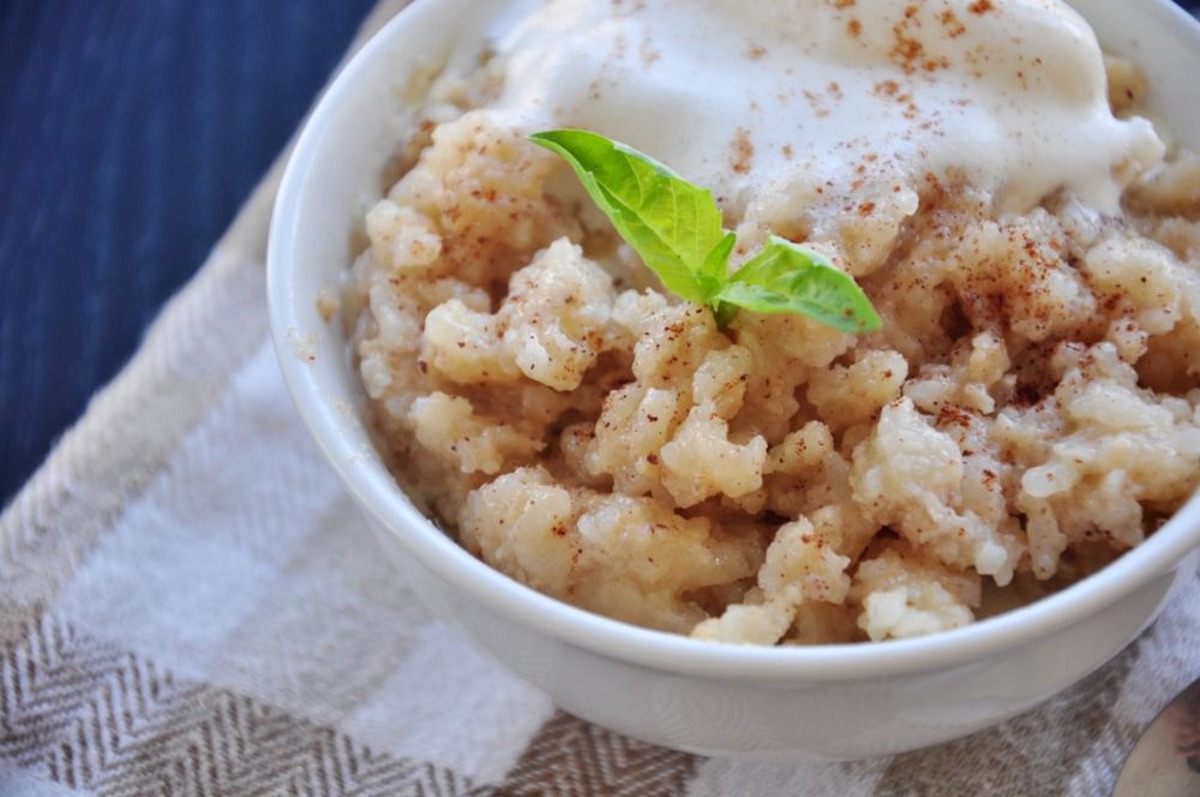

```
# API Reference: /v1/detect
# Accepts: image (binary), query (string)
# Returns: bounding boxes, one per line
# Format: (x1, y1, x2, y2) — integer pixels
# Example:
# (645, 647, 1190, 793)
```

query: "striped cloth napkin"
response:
(3, 3, 1199, 795)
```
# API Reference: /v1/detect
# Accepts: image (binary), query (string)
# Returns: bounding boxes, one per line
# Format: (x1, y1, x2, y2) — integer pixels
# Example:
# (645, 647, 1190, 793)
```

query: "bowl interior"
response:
(267, 0, 1200, 680)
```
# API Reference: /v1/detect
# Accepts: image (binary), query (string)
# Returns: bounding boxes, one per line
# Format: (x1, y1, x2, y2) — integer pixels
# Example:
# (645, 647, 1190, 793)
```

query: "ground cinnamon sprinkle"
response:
(730, 127, 754, 174)
(939, 10, 967, 37)
(969, 0, 996, 14)
(804, 89, 832, 118)
(891, 19, 926, 74)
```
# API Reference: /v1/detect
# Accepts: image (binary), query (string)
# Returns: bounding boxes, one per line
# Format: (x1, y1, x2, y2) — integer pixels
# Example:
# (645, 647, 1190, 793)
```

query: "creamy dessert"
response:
(348, 0, 1200, 644)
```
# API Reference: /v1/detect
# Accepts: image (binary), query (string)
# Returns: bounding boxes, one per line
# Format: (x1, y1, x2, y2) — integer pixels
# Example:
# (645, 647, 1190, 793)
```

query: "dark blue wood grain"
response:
(0, 0, 376, 504)
(1, 1, 1199, 506)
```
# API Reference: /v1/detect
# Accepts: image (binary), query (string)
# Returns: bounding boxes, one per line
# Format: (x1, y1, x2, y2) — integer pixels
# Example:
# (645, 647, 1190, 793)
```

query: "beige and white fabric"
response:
(2, 3, 1199, 795)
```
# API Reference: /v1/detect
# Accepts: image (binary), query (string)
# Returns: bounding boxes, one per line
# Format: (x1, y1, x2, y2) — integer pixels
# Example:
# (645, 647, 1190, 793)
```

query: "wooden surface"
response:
(0, 0, 375, 503)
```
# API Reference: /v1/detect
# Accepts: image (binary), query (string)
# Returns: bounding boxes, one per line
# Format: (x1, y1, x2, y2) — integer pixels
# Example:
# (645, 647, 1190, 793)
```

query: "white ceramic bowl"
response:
(268, 0, 1200, 761)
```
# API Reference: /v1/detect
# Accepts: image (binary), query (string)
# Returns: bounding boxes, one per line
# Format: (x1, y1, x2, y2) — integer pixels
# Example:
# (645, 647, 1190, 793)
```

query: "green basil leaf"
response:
(701, 231, 737, 286)
(531, 129, 882, 334)
(529, 129, 727, 304)
(718, 236, 881, 333)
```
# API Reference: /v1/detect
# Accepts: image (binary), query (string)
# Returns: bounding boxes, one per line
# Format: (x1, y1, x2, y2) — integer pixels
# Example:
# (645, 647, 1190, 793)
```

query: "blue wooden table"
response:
(0, 0, 375, 503)
(1, 1, 1198, 505)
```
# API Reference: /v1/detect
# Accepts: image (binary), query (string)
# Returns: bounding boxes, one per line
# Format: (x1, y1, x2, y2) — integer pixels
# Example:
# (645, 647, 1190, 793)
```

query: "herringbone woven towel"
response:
(3, 3, 1199, 795)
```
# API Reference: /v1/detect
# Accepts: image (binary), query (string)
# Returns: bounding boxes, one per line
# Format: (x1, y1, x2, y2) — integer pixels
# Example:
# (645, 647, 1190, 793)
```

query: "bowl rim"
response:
(268, 0, 1200, 682)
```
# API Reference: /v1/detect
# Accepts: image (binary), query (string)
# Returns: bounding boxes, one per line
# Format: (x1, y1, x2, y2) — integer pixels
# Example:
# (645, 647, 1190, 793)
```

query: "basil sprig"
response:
(530, 129, 881, 334)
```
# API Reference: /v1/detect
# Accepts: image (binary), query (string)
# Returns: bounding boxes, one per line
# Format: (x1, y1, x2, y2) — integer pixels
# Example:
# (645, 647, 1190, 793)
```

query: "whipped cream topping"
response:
(485, 0, 1164, 221)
